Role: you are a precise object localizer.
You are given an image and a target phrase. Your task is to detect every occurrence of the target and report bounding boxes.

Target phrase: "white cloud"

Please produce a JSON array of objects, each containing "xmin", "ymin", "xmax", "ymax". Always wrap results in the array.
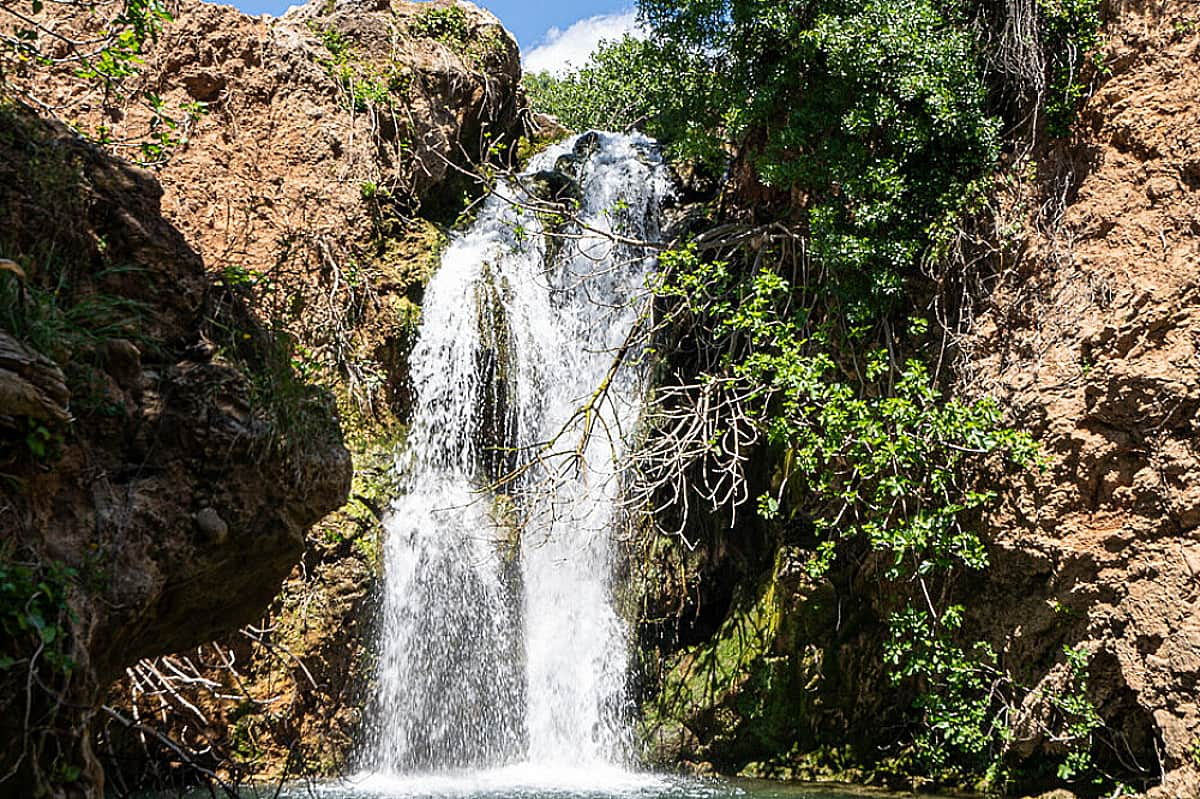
[{"xmin": 523, "ymin": 9, "xmax": 643, "ymax": 75}]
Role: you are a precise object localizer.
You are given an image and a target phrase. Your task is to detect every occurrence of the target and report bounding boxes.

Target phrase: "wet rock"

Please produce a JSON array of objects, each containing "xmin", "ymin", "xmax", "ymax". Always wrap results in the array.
[
  {"xmin": 573, "ymin": 130, "xmax": 602, "ymax": 158},
  {"xmin": 662, "ymin": 204, "xmax": 713, "ymax": 245},
  {"xmin": 670, "ymin": 159, "xmax": 721, "ymax": 204},
  {"xmin": 525, "ymin": 169, "xmax": 577, "ymax": 203},
  {"xmin": 530, "ymin": 111, "xmax": 569, "ymax": 140},
  {"xmin": 554, "ymin": 152, "xmax": 583, "ymax": 180},
  {"xmin": 194, "ymin": 507, "xmax": 229, "ymax": 544},
  {"xmin": 644, "ymin": 720, "xmax": 701, "ymax": 765}
]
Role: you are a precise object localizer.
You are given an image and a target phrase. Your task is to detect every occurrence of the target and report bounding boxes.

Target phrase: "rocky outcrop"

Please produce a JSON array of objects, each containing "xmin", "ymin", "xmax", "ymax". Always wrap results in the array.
[
  {"xmin": 963, "ymin": 0, "xmax": 1200, "ymax": 793},
  {"xmin": 0, "ymin": 103, "xmax": 351, "ymax": 797},
  {"xmin": 96, "ymin": 440, "xmax": 400, "ymax": 787},
  {"xmin": 27, "ymin": 0, "xmax": 525, "ymax": 421},
  {"xmin": 0, "ymin": 335, "xmax": 71, "ymax": 426}
]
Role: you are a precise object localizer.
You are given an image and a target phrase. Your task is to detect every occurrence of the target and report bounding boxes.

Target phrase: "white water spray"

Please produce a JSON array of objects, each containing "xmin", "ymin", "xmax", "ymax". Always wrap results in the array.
[{"xmin": 367, "ymin": 132, "xmax": 671, "ymax": 775}]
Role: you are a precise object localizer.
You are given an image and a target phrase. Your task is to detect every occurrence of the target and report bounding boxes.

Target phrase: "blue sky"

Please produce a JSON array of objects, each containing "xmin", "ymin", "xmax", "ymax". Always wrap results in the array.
[{"xmin": 224, "ymin": 0, "xmax": 638, "ymax": 68}]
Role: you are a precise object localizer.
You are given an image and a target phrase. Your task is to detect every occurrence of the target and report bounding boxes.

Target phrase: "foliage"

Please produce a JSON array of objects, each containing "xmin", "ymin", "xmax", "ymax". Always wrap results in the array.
[
  {"xmin": 407, "ymin": 5, "xmax": 507, "ymax": 69},
  {"xmin": 204, "ymin": 279, "xmax": 344, "ymax": 468},
  {"xmin": 407, "ymin": 5, "xmax": 470, "ymax": 43},
  {"xmin": 652, "ymin": 244, "xmax": 1038, "ymax": 577},
  {"xmin": 311, "ymin": 23, "xmax": 411, "ymax": 113},
  {"xmin": 593, "ymin": 0, "xmax": 1109, "ymax": 785},
  {"xmin": 0, "ymin": 546, "xmax": 80, "ymax": 792},
  {"xmin": 526, "ymin": 0, "xmax": 1106, "ymax": 151},
  {"xmin": 650, "ymin": 222, "xmax": 1113, "ymax": 786},
  {"xmin": 1054, "ymin": 645, "xmax": 1104, "ymax": 781},
  {"xmin": 0, "ymin": 250, "xmax": 147, "ymax": 460},
  {"xmin": 884, "ymin": 606, "xmax": 1005, "ymax": 776},
  {"xmin": 0, "ymin": 551, "xmax": 76, "ymax": 676},
  {"xmin": 524, "ymin": 36, "xmax": 718, "ymax": 162},
  {"xmin": 1037, "ymin": 0, "xmax": 1106, "ymax": 137},
  {"xmin": 531, "ymin": 0, "xmax": 1001, "ymax": 316},
  {"xmin": 0, "ymin": 0, "xmax": 170, "ymax": 87},
  {"xmin": 620, "ymin": 0, "xmax": 1108, "ymax": 782},
  {"xmin": 0, "ymin": 265, "xmax": 146, "ymax": 366},
  {"xmin": 885, "ymin": 614, "xmax": 1103, "ymax": 787}
]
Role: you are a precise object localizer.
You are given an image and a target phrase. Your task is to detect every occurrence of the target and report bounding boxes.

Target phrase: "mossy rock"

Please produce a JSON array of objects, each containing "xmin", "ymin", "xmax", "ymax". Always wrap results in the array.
[{"xmin": 642, "ymin": 545, "xmax": 842, "ymax": 770}]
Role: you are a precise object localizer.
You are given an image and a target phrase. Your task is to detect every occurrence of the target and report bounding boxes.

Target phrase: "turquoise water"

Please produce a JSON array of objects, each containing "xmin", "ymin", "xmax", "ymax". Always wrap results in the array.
[{"xmin": 165, "ymin": 768, "xmax": 924, "ymax": 799}]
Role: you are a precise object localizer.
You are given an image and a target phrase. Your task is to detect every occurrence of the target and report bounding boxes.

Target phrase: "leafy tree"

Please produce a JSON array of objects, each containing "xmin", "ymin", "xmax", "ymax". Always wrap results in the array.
[
  {"xmin": 524, "ymin": 35, "xmax": 721, "ymax": 163},
  {"xmin": 527, "ymin": 0, "xmax": 1002, "ymax": 311}
]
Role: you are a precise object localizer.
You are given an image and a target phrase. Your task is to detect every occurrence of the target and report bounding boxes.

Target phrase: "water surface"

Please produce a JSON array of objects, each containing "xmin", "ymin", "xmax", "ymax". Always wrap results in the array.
[{"xmin": 203, "ymin": 770, "xmax": 925, "ymax": 799}]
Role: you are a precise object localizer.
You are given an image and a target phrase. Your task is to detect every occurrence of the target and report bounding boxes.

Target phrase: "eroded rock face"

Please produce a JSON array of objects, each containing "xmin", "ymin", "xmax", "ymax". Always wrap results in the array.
[
  {"xmin": 1, "ymin": 0, "xmax": 531, "ymax": 789},
  {"xmin": 965, "ymin": 0, "xmax": 1200, "ymax": 792},
  {"xmin": 0, "ymin": 0, "xmax": 531, "ymax": 789},
  {"xmin": 0, "ymin": 106, "xmax": 351, "ymax": 798}
]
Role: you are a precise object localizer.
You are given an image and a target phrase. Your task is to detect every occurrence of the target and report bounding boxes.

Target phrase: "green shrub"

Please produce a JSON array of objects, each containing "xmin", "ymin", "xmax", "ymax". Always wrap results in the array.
[
  {"xmin": 1038, "ymin": 0, "xmax": 1106, "ymax": 137},
  {"xmin": 408, "ymin": 5, "xmax": 471, "ymax": 43},
  {"xmin": 0, "ymin": 547, "xmax": 79, "ymax": 791},
  {"xmin": 525, "ymin": 35, "xmax": 719, "ymax": 164}
]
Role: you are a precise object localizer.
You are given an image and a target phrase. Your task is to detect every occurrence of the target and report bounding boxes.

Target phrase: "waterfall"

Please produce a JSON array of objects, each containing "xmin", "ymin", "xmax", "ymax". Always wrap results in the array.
[{"xmin": 366, "ymin": 131, "xmax": 671, "ymax": 775}]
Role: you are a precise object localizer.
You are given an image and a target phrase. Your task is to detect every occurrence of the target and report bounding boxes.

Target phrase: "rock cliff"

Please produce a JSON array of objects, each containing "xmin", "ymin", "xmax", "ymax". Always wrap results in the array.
[
  {"xmin": 1, "ymin": 0, "xmax": 528, "ymax": 794},
  {"xmin": 967, "ymin": 0, "xmax": 1200, "ymax": 792},
  {"xmin": 10, "ymin": 0, "xmax": 1198, "ymax": 794},
  {"xmin": 0, "ymin": 105, "xmax": 351, "ymax": 797},
  {"xmin": 28, "ymin": 0, "xmax": 525, "ymax": 421}
]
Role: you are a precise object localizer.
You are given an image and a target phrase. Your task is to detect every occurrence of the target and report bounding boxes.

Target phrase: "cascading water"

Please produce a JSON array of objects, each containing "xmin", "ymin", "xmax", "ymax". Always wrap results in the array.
[{"xmin": 366, "ymin": 131, "xmax": 672, "ymax": 777}]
